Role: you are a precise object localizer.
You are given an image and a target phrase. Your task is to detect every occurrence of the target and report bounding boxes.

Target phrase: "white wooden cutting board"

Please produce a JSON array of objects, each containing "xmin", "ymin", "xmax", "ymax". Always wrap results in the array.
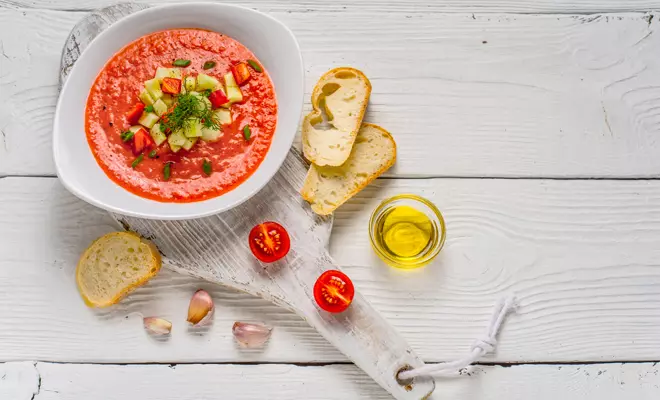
[{"xmin": 58, "ymin": 3, "xmax": 435, "ymax": 399}]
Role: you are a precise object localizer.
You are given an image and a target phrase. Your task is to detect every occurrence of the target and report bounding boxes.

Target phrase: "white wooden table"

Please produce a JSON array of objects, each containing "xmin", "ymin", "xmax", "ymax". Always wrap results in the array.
[{"xmin": 3, "ymin": 0, "xmax": 660, "ymax": 398}]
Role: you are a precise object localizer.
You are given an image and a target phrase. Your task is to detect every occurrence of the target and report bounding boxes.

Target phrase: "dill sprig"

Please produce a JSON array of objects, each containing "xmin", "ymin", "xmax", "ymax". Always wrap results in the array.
[{"xmin": 161, "ymin": 92, "xmax": 219, "ymax": 134}]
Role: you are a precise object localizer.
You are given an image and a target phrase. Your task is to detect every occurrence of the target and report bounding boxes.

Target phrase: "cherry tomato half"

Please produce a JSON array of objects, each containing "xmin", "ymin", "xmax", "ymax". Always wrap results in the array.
[
  {"xmin": 313, "ymin": 270, "xmax": 355, "ymax": 313},
  {"xmin": 248, "ymin": 221, "xmax": 291, "ymax": 263}
]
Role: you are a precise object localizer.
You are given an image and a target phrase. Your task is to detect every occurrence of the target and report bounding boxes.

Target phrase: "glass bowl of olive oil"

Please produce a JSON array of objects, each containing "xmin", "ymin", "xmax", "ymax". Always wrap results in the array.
[{"xmin": 369, "ymin": 194, "xmax": 446, "ymax": 269}]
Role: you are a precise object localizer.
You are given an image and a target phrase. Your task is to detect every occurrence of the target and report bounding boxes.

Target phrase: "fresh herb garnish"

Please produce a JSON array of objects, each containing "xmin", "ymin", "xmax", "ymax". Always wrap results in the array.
[
  {"xmin": 160, "ymin": 92, "xmax": 219, "ymax": 134},
  {"xmin": 202, "ymin": 159, "xmax": 212, "ymax": 176},
  {"xmin": 203, "ymin": 61, "xmax": 216, "ymax": 70},
  {"xmin": 144, "ymin": 105, "xmax": 154, "ymax": 113},
  {"xmin": 163, "ymin": 161, "xmax": 173, "ymax": 181},
  {"xmin": 202, "ymin": 89, "xmax": 212, "ymax": 97},
  {"xmin": 121, "ymin": 131, "xmax": 135, "ymax": 142},
  {"xmin": 173, "ymin": 59, "xmax": 191, "ymax": 67},
  {"xmin": 148, "ymin": 149, "xmax": 158, "ymax": 158},
  {"xmin": 160, "ymin": 124, "xmax": 166, "ymax": 133},
  {"xmin": 247, "ymin": 60, "xmax": 263, "ymax": 73},
  {"xmin": 243, "ymin": 124, "xmax": 251, "ymax": 140},
  {"xmin": 131, "ymin": 154, "xmax": 144, "ymax": 168}
]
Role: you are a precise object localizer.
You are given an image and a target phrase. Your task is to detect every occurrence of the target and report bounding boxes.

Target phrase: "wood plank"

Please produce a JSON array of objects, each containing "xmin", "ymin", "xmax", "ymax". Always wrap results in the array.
[
  {"xmin": 0, "ymin": 362, "xmax": 39, "ymax": 400},
  {"xmin": 0, "ymin": 9, "xmax": 81, "ymax": 176},
  {"xmin": 4, "ymin": 8, "xmax": 660, "ymax": 178},
  {"xmin": 2, "ymin": 361, "xmax": 660, "ymax": 400},
  {"xmin": 2, "ymin": 176, "xmax": 660, "ymax": 363},
  {"xmin": 3, "ymin": 0, "xmax": 660, "ymax": 14}
]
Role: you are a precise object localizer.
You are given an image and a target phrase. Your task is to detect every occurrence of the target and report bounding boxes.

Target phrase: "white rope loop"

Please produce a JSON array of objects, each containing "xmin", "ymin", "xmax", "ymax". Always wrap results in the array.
[{"xmin": 398, "ymin": 295, "xmax": 517, "ymax": 380}]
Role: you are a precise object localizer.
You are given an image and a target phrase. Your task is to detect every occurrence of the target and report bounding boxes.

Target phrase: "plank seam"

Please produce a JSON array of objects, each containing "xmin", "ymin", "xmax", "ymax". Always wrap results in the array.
[
  {"xmin": 10, "ymin": 360, "xmax": 660, "ymax": 367},
  {"xmin": 32, "ymin": 362, "xmax": 41, "ymax": 400},
  {"xmin": 0, "ymin": 2, "xmax": 658, "ymax": 16}
]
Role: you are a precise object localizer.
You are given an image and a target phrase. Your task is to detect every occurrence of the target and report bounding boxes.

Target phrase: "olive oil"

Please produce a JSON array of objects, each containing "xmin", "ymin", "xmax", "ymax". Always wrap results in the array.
[{"xmin": 370, "ymin": 195, "xmax": 445, "ymax": 269}]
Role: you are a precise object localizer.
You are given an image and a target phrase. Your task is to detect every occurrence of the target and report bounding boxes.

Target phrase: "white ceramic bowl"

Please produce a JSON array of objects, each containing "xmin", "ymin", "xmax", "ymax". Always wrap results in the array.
[{"xmin": 53, "ymin": 3, "xmax": 303, "ymax": 220}]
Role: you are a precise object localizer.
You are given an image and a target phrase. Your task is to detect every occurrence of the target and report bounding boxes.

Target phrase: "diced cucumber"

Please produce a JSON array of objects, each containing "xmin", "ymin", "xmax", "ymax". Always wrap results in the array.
[
  {"xmin": 155, "ymin": 67, "xmax": 182, "ymax": 81},
  {"xmin": 226, "ymin": 86, "xmax": 243, "ymax": 103},
  {"xmin": 202, "ymin": 96, "xmax": 212, "ymax": 110},
  {"xmin": 153, "ymin": 99, "xmax": 168, "ymax": 117},
  {"xmin": 224, "ymin": 72, "xmax": 243, "ymax": 103},
  {"xmin": 190, "ymin": 92, "xmax": 212, "ymax": 111},
  {"xmin": 213, "ymin": 109, "xmax": 232, "ymax": 125},
  {"xmin": 128, "ymin": 125, "xmax": 143, "ymax": 134},
  {"xmin": 168, "ymin": 130, "xmax": 187, "ymax": 147},
  {"xmin": 184, "ymin": 76, "xmax": 196, "ymax": 92},
  {"xmin": 138, "ymin": 112, "xmax": 160, "ymax": 129},
  {"xmin": 182, "ymin": 137, "xmax": 198, "ymax": 151},
  {"xmin": 196, "ymin": 73, "xmax": 221, "ymax": 91},
  {"xmin": 144, "ymin": 78, "xmax": 163, "ymax": 100},
  {"xmin": 170, "ymin": 144, "xmax": 182, "ymax": 153},
  {"xmin": 201, "ymin": 126, "xmax": 222, "ymax": 142},
  {"xmin": 139, "ymin": 88, "xmax": 155, "ymax": 106},
  {"xmin": 161, "ymin": 94, "xmax": 174, "ymax": 107},
  {"xmin": 184, "ymin": 120, "xmax": 203, "ymax": 138},
  {"xmin": 150, "ymin": 123, "xmax": 167, "ymax": 146}
]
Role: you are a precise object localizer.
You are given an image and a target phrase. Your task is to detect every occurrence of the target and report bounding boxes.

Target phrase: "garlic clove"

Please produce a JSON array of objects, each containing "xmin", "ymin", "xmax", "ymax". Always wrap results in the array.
[
  {"xmin": 143, "ymin": 317, "xmax": 172, "ymax": 335},
  {"xmin": 187, "ymin": 289, "xmax": 214, "ymax": 325},
  {"xmin": 232, "ymin": 321, "xmax": 273, "ymax": 348}
]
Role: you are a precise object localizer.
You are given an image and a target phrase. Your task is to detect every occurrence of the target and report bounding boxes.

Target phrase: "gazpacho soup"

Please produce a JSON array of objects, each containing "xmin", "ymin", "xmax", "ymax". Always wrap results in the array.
[{"xmin": 85, "ymin": 29, "xmax": 277, "ymax": 202}]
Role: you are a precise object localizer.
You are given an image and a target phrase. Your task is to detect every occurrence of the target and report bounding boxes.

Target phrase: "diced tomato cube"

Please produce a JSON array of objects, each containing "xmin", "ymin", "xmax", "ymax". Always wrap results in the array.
[
  {"xmin": 208, "ymin": 90, "xmax": 230, "ymax": 108},
  {"xmin": 161, "ymin": 77, "xmax": 182, "ymax": 95},
  {"xmin": 231, "ymin": 63, "xmax": 251, "ymax": 86},
  {"xmin": 131, "ymin": 127, "xmax": 154, "ymax": 155},
  {"xmin": 126, "ymin": 103, "xmax": 145, "ymax": 125}
]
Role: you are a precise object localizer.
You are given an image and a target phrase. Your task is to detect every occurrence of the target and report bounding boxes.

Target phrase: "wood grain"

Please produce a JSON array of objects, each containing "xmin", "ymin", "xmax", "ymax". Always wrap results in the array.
[
  {"xmin": 4, "ymin": 8, "xmax": 660, "ymax": 177},
  {"xmin": 59, "ymin": 3, "xmax": 148, "ymax": 85},
  {"xmin": 2, "ymin": 176, "xmax": 660, "ymax": 363},
  {"xmin": 3, "ymin": 0, "xmax": 660, "ymax": 14},
  {"xmin": 2, "ymin": 361, "xmax": 660, "ymax": 400}
]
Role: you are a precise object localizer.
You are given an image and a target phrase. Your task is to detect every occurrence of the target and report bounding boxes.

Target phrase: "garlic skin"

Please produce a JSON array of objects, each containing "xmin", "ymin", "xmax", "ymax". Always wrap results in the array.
[
  {"xmin": 232, "ymin": 322, "xmax": 273, "ymax": 348},
  {"xmin": 187, "ymin": 289, "xmax": 214, "ymax": 325},
  {"xmin": 143, "ymin": 317, "xmax": 172, "ymax": 335}
]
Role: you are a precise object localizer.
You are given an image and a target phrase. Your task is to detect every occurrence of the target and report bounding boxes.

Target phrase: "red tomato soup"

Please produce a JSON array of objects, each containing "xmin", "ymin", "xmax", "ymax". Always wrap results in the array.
[{"xmin": 85, "ymin": 29, "xmax": 277, "ymax": 202}]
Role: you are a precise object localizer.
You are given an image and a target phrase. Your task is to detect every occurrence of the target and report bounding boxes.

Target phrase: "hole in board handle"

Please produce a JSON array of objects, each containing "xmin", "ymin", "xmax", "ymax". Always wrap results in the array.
[{"xmin": 396, "ymin": 365, "xmax": 414, "ymax": 391}]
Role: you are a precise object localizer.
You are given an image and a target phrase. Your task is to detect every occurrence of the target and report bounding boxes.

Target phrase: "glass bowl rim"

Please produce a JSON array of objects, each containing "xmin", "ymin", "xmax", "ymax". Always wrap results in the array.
[{"xmin": 368, "ymin": 193, "xmax": 446, "ymax": 269}]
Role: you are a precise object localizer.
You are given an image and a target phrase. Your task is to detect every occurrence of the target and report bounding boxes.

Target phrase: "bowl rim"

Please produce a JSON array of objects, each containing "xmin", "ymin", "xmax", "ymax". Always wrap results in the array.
[{"xmin": 53, "ymin": 3, "xmax": 304, "ymax": 220}]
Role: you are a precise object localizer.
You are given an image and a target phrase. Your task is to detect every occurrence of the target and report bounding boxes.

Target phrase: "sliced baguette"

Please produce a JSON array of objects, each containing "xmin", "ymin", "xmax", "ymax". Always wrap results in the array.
[
  {"xmin": 301, "ymin": 123, "xmax": 396, "ymax": 215},
  {"xmin": 76, "ymin": 232, "xmax": 162, "ymax": 308},
  {"xmin": 302, "ymin": 67, "xmax": 372, "ymax": 167}
]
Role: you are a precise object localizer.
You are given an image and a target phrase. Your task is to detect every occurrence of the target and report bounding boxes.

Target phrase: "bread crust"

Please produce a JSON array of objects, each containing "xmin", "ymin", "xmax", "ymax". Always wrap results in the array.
[
  {"xmin": 301, "ymin": 123, "xmax": 397, "ymax": 215},
  {"xmin": 76, "ymin": 232, "xmax": 162, "ymax": 308},
  {"xmin": 302, "ymin": 67, "xmax": 372, "ymax": 166}
]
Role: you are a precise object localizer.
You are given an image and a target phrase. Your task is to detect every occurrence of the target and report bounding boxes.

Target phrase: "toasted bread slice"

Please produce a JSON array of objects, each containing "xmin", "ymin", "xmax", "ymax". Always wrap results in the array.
[
  {"xmin": 301, "ymin": 123, "xmax": 396, "ymax": 215},
  {"xmin": 302, "ymin": 67, "xmax": 372, "ymax": 166},
  {"xmin": 76, "ymin": 232, "xmax": 161, "ymax": 308}
]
